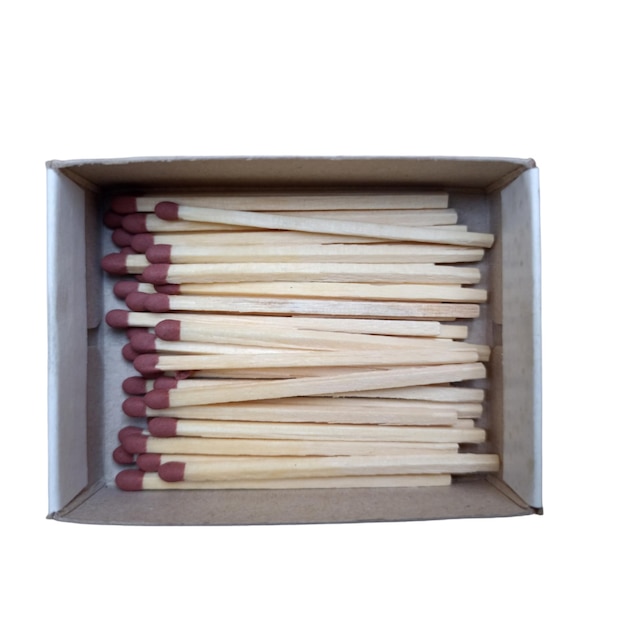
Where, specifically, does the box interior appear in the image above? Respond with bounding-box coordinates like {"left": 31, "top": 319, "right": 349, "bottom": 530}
{"left": 47, "top": 156, "right": 541, "bottom": 525}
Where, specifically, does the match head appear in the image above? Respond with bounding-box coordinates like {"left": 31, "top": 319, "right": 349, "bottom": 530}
{"left": 122, "top": 342, "right": 140, "bottom": 362}
{"left": 158, "top": 461, "right": 186, "bottom": 482}
{"left": 153, "top": 376, "right": 179, "bottom": 390}
{"left": 144, "top": 293, "right": 171, "bottom": 313}
{"left": 148, "top": 417, "right": 178, "bottom": 438}
{"left": 140, "top": 265, "right": 171, "bottom": 286}
{"left": 155, "top": 319, "right": 181, "bottom": 341}
{"left": 155, "top": 284, "right": 181, "bottom": 295}
{"left": 122, "top": 376, "right": 149, "bottom": 395}
{"left": 155, "top": 201, "right": 179, "bottom": 221}
{"left": 103, "top": 211, "right": 124, "bottom": 229}
{"left": 144, "top": 388, "right": 170, "bottom": 409}
{"left": 111, "top": 228, "right": 133, "bottom": 248}
{"left": 121, "top": 433, "right": 149, "bottom": 454}
{"left": 112, "top": 445, "right": 135, "bottom": 465}
{"left": 113, "top": 279, "right": 141, "bottom": 299}
{"left": 115, "top": 469, "right": 145, "bottom": 491}
{"left": 101, "top": 252, "right": 131, "bottom": 275}
{"left": 130, "top": 330, "right": 157, "bottom": 354}
{"left": 122, "top": 213, "right": 148, "bottom": 234}
{"left": 110, "top": 196, "right": 138, "bottom": 214}
{"left": 136, "top": 453, "right": 162, "bottom": 472}
{"left": 130, "top": 233, "right": 154, "bottom": 253}
{"left": 134, "top": 353, "right": 163, "bottom": 377}
{"left": 126, "top": 291, "right": 150, "bottom": 312}
{"left": 122, "top": 396, "right": 148, "bottom": 418}
{"left": 105, "top": 309, "right": 130, "bottom": 328}
{"left": 145, "top": 244, "right": 173, "bottom": 264}
{"left": 118, "top": 425, "right": 144, "bottom": 443}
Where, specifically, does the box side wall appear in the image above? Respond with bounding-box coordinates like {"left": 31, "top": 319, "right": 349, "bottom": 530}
{"left": 47, "top": 168, "right": 89, "bottom": 513}
{"left": 498, "top": 168, "right": 542, "bottom": 509}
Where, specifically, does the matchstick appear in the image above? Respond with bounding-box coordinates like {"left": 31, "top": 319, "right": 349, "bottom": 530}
{"left": 133, "top": 346, "right": 479, "bottom": 377}
{"left": 148, "top": 280, "right": 487, "bottom": 303}
{"left": 153, "top": 318, "right": 483, "bottom": 353}
{"left": 143, "top": 362, "right": 487, "bottom": 408}
{"left": 101, "top": 252, "right": 149, "bottom": 275}
{"left": 111, "top": 191, "right": 450, "bottom": 214}
{"left": 146, "top": 417, "right": 486, "bottom": 443}
{"left": 121, "top": 213, "right": 255, "bottom": 235}
{"left": 145, "top": 242, "right": 486, "bottom": 266}
{"left": 115, "top": 469, "right": 452, "bottom": 490}
{"left": 140, "top": 261, "right": 481, "bottom": 286}
{"left": 121, "top": 433, "right": 462, "bottom": 457}
{"left": 127, "top": 396, "right": 461, "bottom": 425}
{"left": 157, "top": 453, "right": 500, "bottom": 482}
{"left": 140, "top": 293, "right": 480, "bottom": 320}
{"left": 155, "top": 202, "right": 495, "bottom": 248}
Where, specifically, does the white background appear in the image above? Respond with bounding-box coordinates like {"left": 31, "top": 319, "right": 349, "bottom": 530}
{"left": 2, "top": 1, "right": 624, "bottom": 624}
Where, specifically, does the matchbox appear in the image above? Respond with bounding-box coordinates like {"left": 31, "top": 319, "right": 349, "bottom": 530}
{"left": 47, "top": 156, "right": 542, "bottom": 524}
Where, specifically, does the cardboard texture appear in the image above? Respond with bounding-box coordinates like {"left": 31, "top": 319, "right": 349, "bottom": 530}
{"left": 47, "top": 156, "right": 542, "bottom": 525}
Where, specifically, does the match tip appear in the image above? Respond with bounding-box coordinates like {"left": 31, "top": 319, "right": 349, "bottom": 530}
{"left": 122, "top": 343, "right": 140, "bottom": 362}
{"left": 115, "top": 469, "right": 145, "bottom": 491}
{"left": 144, "top": 293, "right": 171, "bottom": 313}
{"left": 121, "top": 433, "right": 149, "bottom": 454}
{"left": 122, "top": 396, "right": 147, "bottom": 418}
{"left": 103, "top": 211, "right": 124, "bottom": 229}
{"left": 105, "top": 309, "right": 130, "bottom": 328}
{"left": 155, "top": 283, "right": 181, "bottom": 295}
{"left": 155, "top": 201, "right": 180, "bottom": 221}
{"left": 148, "top": 417, "right": 178, "bottom": 438}
{"left": 130, "top": 330, "right": 157, "bottom": 354}
{"left": 136, "top": 453, "right": 162, "bottom": 472}
{"left": 145, "top": 244, "right": 173, "bottom": 264}
{"left": 155, "top": 319, "right": 181, "bottom": 341}
{"left": 126, "top": 291, "right": 149, "bottom": 312}
{"left": 111, "top": 228, "right": 133, "bottom": 248}
{"left": 144, "top": 388, "right": 170, "bottom": 409}
{"left": 112, "top": 445, "right": 135, "bottom": 465}
{"left": 111, "top": 196, "right": 138, "bottom": 215}
{"left": 131, "top": 233, "right": 155, "bottom": 253}
{"left": 122, "top": 376, "right": 149, "bottom": 395}
{"left": 140, "top": 264, "right": 171, "bottom": 286}
{"left": 153, "top": 376, "right": 178, "bottom": 390}
{"left": 134, "top": 353, "right": 162, "bottom": 377}
{"left": 101, "top": 252, "right": 129, "bottom": 275}
{"left": 158, "top": 461, "right": 185, "bottom": 482}
{"left": 113, "top": 279, "right": 141, "bottom": 299}
{"left": 118, "top": 425, "right": 144, "bottom": 444}
{"left": 122, "top": 213, "right": 148, "bottom": 234}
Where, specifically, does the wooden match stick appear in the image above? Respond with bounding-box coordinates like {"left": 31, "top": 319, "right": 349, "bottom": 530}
{"left": 145, "top": 243, "right": 486, "bottom": 266}
{"left": 115, "top": 469, "right": 453, "bottom": 490}
{"left": 143, "top": 362, "right": 487, "bottom": 408}
{"left": 332, "top": 385, "right": 485, "bottom": 403}
{"left": 122, "top": 433, "right": 462, "bottom": 457}
{"left": 147, "top": 417, "right": 485, "bottom": 443}
{"left": 134, "top": 346, "right": 479, "bottom": 378}
{"left": 101, "top": 252, "right": 149, "bottom": 275}
{"left": 155, "top": 202, "right": 495, "bottom": 248}
{"left": 137, "top": 397, "right": 460, "bottom": 425}
{"left": 153, "top": 319, "right": 482, "bottom": 354}
{"left": 150, "top": 280, "right": 487, "bottom": 303}
{"left": 141, "top": 293, "right": 480, "bottom": 320}
{"left": 158, "top": 453, "right": 500, "bottom": 482}
{"left": 141, "top": 261, "right": 481, "bottom": 285}
{"left": 111, "top": 191, "right": 450, "bottom": 214}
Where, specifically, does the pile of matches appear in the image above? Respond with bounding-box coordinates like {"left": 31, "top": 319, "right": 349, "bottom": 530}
{"left": 101, "top": 191, "right": 500, "bottom": 491}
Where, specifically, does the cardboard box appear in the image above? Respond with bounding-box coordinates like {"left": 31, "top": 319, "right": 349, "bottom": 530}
{"left": 47, "top": 156, "right": 542, "bottom": 524}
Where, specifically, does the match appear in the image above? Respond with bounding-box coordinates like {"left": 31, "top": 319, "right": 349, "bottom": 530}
{"left": 157, "top": 453, "right": 500, "bottom": 482}
{"left": 115, "top": 468, "right": 453, "bottom": 490}
{"left": 154, "top": 202, "right": 495, "bottom": 248}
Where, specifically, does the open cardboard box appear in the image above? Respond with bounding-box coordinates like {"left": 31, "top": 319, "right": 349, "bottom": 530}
{"left": 47, "top": 156, "right": 542, "bottom": 525}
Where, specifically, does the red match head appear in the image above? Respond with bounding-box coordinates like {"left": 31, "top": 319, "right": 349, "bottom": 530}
{"left": 131, "top": 233, "right": 155, "bottom": 253}
{"left": 155, "top": 319, "right": 181, "bottom": 341}
{"left": 136, "top": 453, "right": 162, "bottom": 472}
{"left": 112, "top": 445, "right": 135, "bottom": 465}
{"left": 121, "top": 433, "right": 149, "bottom": 454}
{"left": 110, "top": 196, "right": 138, "bottom": 214}
{"left": 158, "top": 461, "right": 185, "bottom": 482}
{"left": 101, "top": 252, "right": 130, "bottom": 275}
{"left": 122, "top": 213, "right": 148, "bottom": 234}
{"left": 122, "top": 396, "right": 148, "bottom": 418}
{"left": 140, "top": 265, "right": 171, "bottom": 286}
{"left": 144, "top": 388, "right": 170, "bottom": 409}
{"left": 115, "top": 469, "right": 145, "bottom": 491}
{"left": 133, "top": 353, "right": 162, "bottom": 377}
{"left": 130, "top": 330, "right": 157, "bottom": 354}
{"left": 148, "top": 417, "right": 178, "bottom": 438}
{"left": 105, "top": 309, "right": 130, "bottom": 328}
{"left": 145, "top": 244, "right": 173, "bottom": 264}
{"left": 155, "top": 201, "right": 179, "bottom": 220}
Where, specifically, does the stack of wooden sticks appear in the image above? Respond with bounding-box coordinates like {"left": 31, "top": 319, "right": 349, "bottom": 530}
{"left": 102, "top": 191, "right": 500, "bottom": 491}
